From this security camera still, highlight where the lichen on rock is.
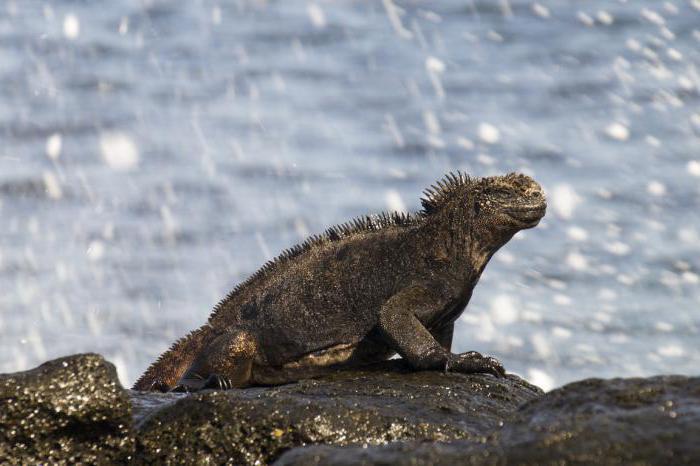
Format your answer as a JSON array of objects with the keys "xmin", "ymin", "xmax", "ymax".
[{"xmin": 0, "ymin": 353, "xmax": 134, "ymax": 465}]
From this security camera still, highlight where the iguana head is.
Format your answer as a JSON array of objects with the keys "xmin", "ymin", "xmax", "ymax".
[
  {"xmin": 469, "ymin": 173, "xmax": 546, "ymax": 264},
  {"xmin": 421, "ymin": 172, "xmax": 546, "ymax": 264},
  {"xmin": 474, "ymin": 173, "xmax": 546, "ymax": 231}
]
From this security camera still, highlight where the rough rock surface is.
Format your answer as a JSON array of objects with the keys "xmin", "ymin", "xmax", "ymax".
[
  {"xmin": 0, "ymin": 353, "xmax": 134, "ymax": 465},
  {"xmin": 3, "ymin": 354, "xmax": 699, "ymax": 465},
  {"xmin": 134, "ymin": 360, "xmax": 541, "ymax": 464},
  {"xmin": 276, "ymin": 375, "xmax": 700, "ymax": 466},
  {"xmin": 274, "ymin": 441, "xmax": 483, "ymax": 466}
]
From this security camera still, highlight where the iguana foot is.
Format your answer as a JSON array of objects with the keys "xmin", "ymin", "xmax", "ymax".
[
  {"xmin": 202, "ymin": 373, "xmax": 235, "ymax": 390},
  {"xmin": 446, "ymin": 351, "xmax": 506, "ymax": 378},
  {"xmin": 170, "ymin": 384, "xmax": 194, "ymax": 393},
  {"xmin": 170, "ymin": 372, "xmax": 207, "ymax": 393},
  {"xmin": 170, "ymin": 374, "xmax": 239, "ymax": 392},
  {"xmin": 144, "ymin": 380, "xmax": 170, "ymax": 392}
]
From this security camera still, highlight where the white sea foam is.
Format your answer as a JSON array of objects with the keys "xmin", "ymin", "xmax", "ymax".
[
  {"xmin": 645, "ymin": 135, "xmax": 661, "ymax": 147},
  {"xmin": 425, "ymin": 56, "xmax": 446, "ymax": 100},
  {"xmin": 667, "ymin": 48, "xmax": 683, "ymax": 61},
  {"xmin": 457, "ymin": 137, "xmax": 474, "ymax": 150},
  {"xmin": 567, "ymin": 226, "xmax": 588, "ymax": 242},
  {"xmin": 658, "ymin": 344, "xmax": 685, "ymax": 358},
  {"xmin": 551, "ymin": 184, "xmax": 580, "ymax": 219},
  {"xmin": 490, "ymin": 295, "xmax": 518, "ymax": 325},
  {"xmin": 641, "ymin": 8, "xmax": 665, "ymax": 26},
  {"xmin": 307, "ymin": 4, "xmax": 327, "ymax": 29},
  {"xmin": 552, "ymin": 326, "xmax": 572, "ymax": 339},
  {"xmin": 531, "ymin": 333, "xmax": 552, "ymax": 359},
  {"xmin": 382, "ymin": 0, "xmax": 412, "ymax": 39},
  {"xmin": 42, "ymin": 171, "xmax": 62, "ymax": 200},
  {"xmin": 527, "ymin": 368, "xmax": 555, "ymax": 392},
  {"xmin": 577, "ymin": 11, "xmax": 594, "ymax": 27},
  {"xmin": 598, "ymin": 289, "xmax": 618, "ymax": 301},
  {"xmin": 597, "ymin": 10, "xmax": 614, "ymax": 25},
  {"xmin": 531, "ymin": 3, "xmax": 550, "ymax": 19},
  {"xmin": 682, "ymin": 271, "xmax": 699, "ymax": 285},
  {"xmin": 553, "ymin": 293, "xmax": 572, "ymax": 306},
  {"xmin": 385, "ymin": 190, "xmax": 407, "ymax": 213},
  {"xmin": 45, "ymin": 133, "xmax": 62, "ymax": 160},
  {"xmin": 423, "ymin": 111, "xmax": 441, "ymax": 135},
  {"xmin": 605, "ymin": 122, "xmax": 630, "ymax": 141},
  {"xmin": 86, "ymin": 240, "xmax": 105, "ymax": 261},
  {"xmin": 63, "ymin": 14, "xmax": 80, "ymax": 39},
  {"xmin": 566, "ymin": 251, "xmax": 588, "ymax": 271},
  {"xmin": 655, "ymin": 322, "xmax": 674, "ymax": 332},
  {"xmin": 606, "ymin": 241, "xmax": 631, "ymax": 256},
  {"xmin": 100, "ymin": 132, "xmax": 140, "ymax": 171},
  {"xmin": 687, "ymin": 160, "xmax": 700, "ymax": 177},
  {"xmin": 119, "ymin": 16, "xmax": 129, "ymax": 34},
  {"xmin": 477, "ymin": 123, "xmax": 500, "ymax": 144},
  {"xmin": 647, "ymin": 181, "xmax": 666, "ymax": 197}
]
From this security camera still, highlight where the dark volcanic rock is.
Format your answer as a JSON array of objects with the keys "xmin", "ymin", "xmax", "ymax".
[
  {"xmin": 0, "ymin": 353, "xmax": 134, "ymax": 465},
  {"xmin": 274, "ymin": 441, "xmax": 486, "ymax": 466},
  {"xmin": 7, "ymin": 354, "xmax": 696, "ymax": 466},
  {"xmin": 497, "ymin": 375, "xmax": 700, "ymax": 465},
  {"xmin": 276, "ymin": 375, "xmax": 700, "ymax": 466},
  {"xmin": 134, "ymin": 361, "xmax": 541, "ymax": 465}
]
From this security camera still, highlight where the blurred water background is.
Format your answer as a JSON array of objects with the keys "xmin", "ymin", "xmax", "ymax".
[{"xmin": 1, "ymin": 0, "xmax": 700, "ymax": 391}]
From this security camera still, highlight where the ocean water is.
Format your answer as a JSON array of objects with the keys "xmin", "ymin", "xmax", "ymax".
[{"xmin": 1, "ymin": 0, "xmax": 699, "ymax": 391}]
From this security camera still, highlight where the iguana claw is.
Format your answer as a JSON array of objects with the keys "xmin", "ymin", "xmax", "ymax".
[
  {"xmin": 203, "ymin": 374, "xmax": 234, "ymax": 390},
  {"xmin": 170, "ymin": 374, "xmax": 234, "ymax": 392}
]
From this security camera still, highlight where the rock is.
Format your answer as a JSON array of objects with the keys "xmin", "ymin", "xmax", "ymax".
[
  {"xmin": 273, "ymin": 441, "xmax": 487, "ymax": 466},
  {"xmin": 133, "ymin": 360, "xmax": 541, "ymax": 465},
  {"xmin": 7, "ymin": 354, "xmax": 697, "ymax": 465},
  {"xmin": 497, "ymin": 375, "xmax": 700, "ymax": 465},
  {"xmin": 0, "ymin": 353, "xmax": 134, "ymax": 465},
  {"xmin": 275, "ymin": 375, "xmax": 700, "ymax": 466}
]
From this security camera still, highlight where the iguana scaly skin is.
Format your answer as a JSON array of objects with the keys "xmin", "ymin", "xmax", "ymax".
[{"xmin": 134, "ymin": 172, "xmax": 546, "ymax": 392}]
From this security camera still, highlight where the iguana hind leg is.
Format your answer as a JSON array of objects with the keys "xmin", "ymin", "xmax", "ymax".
[
  {"xmin": 172, "ymin": 329, "xmax": 258, "ymax": 392},
  {"xmin": 377, "ymin": 286, "xmax": 505, "ymax": 377}
]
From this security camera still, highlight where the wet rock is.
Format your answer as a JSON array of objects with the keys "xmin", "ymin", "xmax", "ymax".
[
  {"xmin": 134, "ymin": 361, "xmax": 541, "ymax": 465},
  {"xmin": 497, "ymin": 375, "xmax": 700, "ymax": 465},
  {"xmin": 10, "ymin": 354, "xmax": 695, "ymax": 465},
  {"xmin": 273, "ymin": 440, "xmax": 487, "ymax": 466},
  {"xmin": 275, "ymin": 375, "xmax": 700, "ymax": 466},
  {"xmin": 0, "ymin": 353, "xmax": 134, "ymax": 465}
]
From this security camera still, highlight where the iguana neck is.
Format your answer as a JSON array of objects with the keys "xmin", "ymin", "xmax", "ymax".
[{"xmin": 420, "ymin": 207, "xmax": 508, "ymax": 283}]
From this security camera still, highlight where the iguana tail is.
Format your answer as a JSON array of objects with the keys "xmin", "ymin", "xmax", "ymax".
[{"xmin": 133, "ymin": 325, "xmax": 212, "ymax": 391}]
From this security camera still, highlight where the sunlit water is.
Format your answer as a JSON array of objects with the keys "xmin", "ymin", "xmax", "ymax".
[{"xmin": 1, "ymin": 0, "xmax": 699, "ymax": 391}]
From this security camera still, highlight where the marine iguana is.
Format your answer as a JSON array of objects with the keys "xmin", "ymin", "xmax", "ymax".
[{"xmin": 134, "ymin": 172, "xmax": 546, "ymax": 392}]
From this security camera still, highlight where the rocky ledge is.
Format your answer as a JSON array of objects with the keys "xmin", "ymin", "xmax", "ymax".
[{"xmin": 1, "ymin": 354, "xmax": 698, "ymax": 465}]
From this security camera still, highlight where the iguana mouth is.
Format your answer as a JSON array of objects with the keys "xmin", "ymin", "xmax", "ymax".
[{"xmin": 505, "ymin": 204, "xmax": 547, "ymax": 226}]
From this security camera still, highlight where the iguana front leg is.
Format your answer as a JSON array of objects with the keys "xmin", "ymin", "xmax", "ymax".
[
  {"xmin": 377, "ymin": 286, "xmax": 505, "ymax": 377},
  {"xmin": 435, "ymin": 324, "xmax": 454, "ymax": 351}
]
